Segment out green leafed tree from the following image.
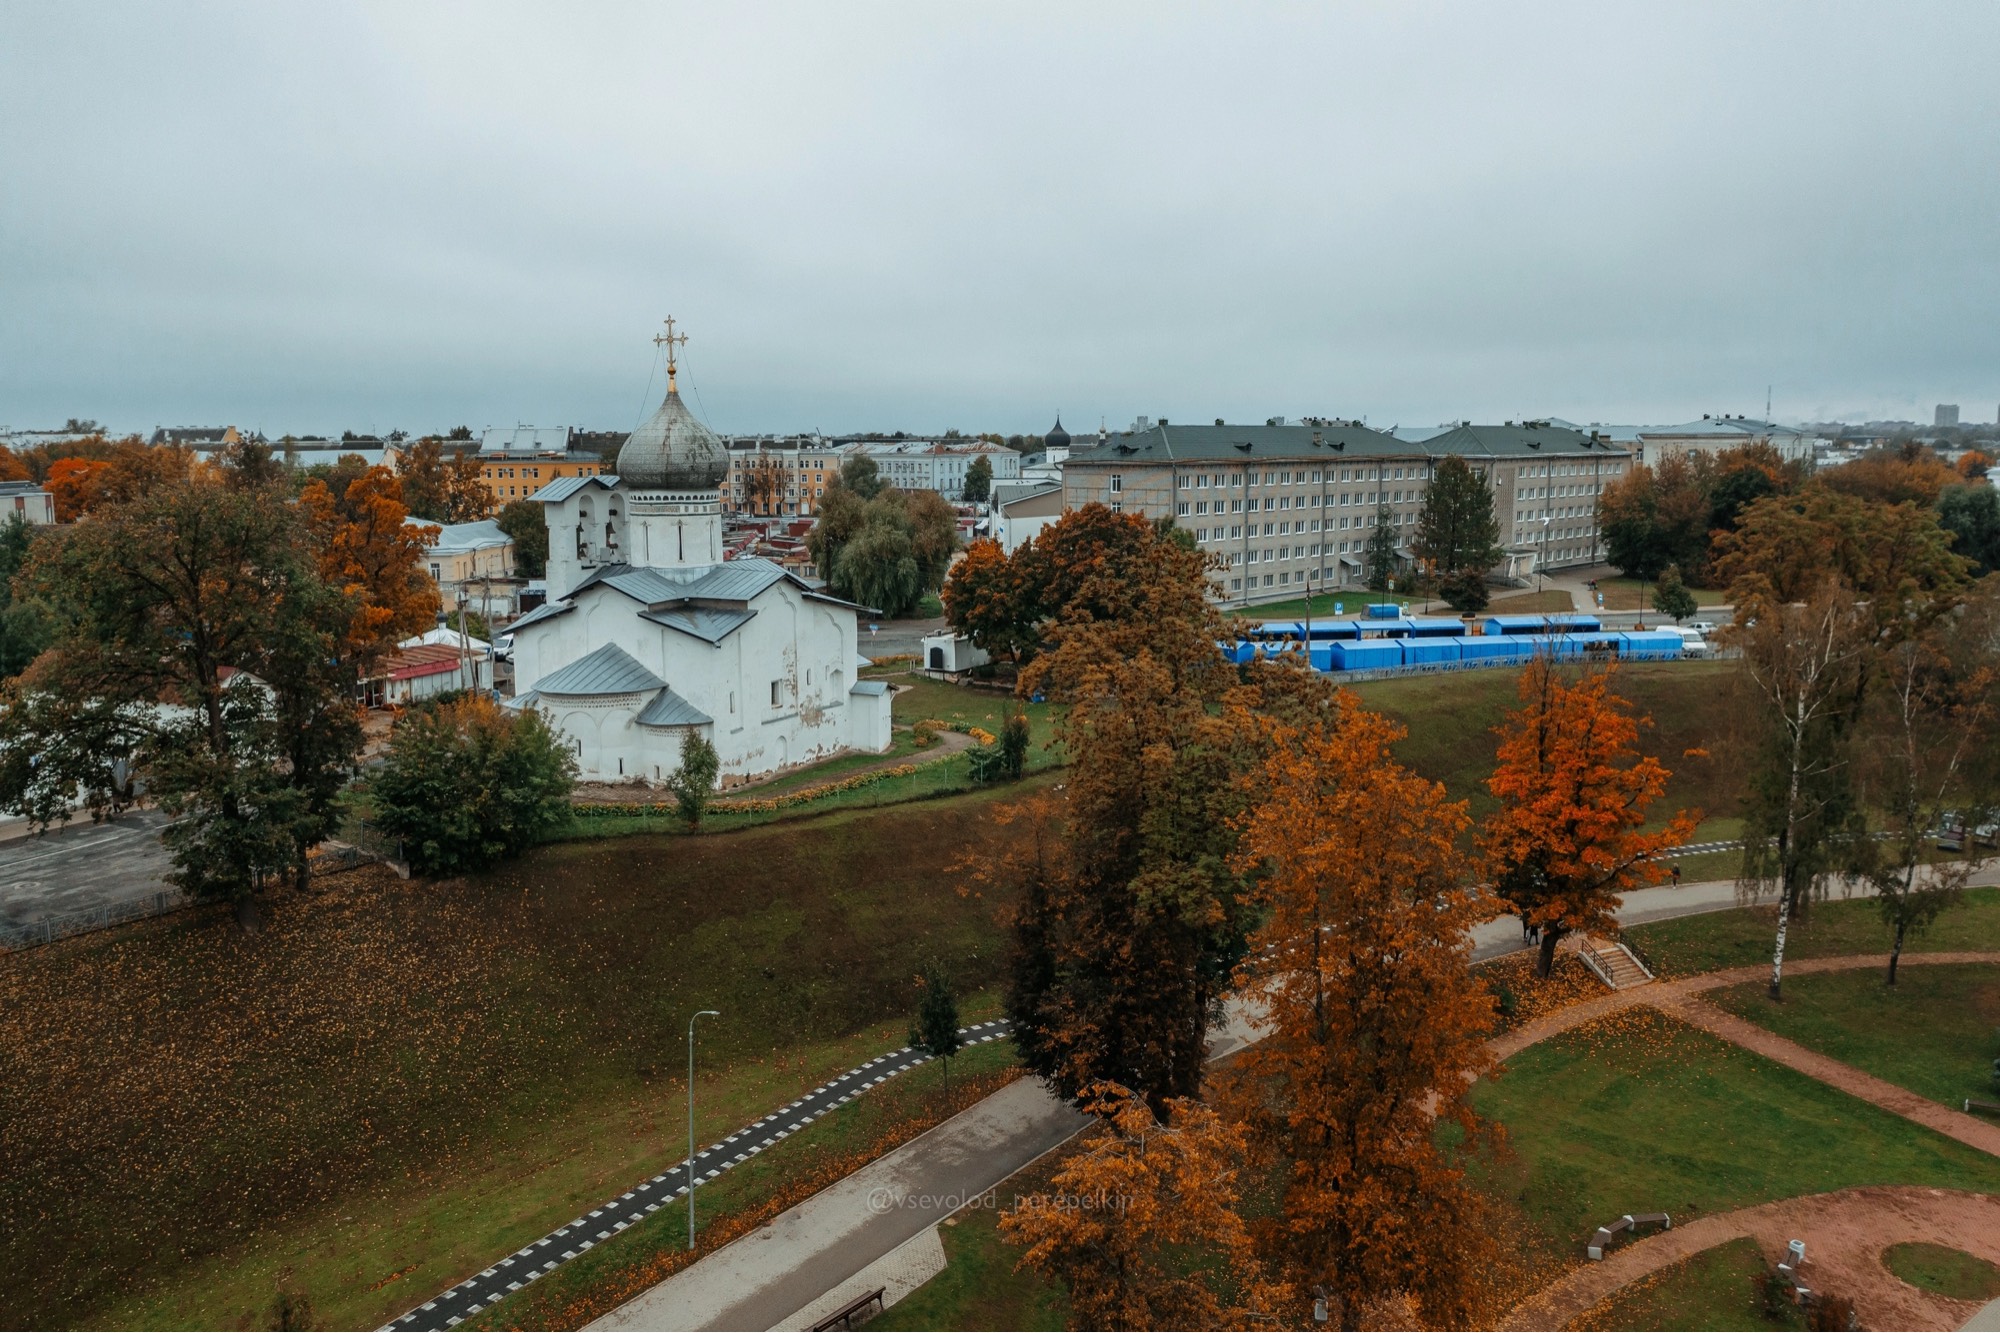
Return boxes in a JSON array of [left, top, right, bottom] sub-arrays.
[[1365, 506, 1399, 592], [668, 731, 720, 831], [1412, 456, 1502, 612], [3, 472, 363, 917], [1939, 483, 2000, 577], [0, 513, 52, 678], [1652, 563, 1698, 622], [840, 453, 884, 500], [496, 500, 550, 579], [908, 958, 964, 1093], [370, 694, 578, 876], [961, 454, 993, 503]]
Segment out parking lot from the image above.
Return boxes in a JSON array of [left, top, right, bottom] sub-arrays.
[[0, 810, 174, 929]]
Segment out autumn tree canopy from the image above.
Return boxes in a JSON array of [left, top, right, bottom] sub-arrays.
[[299, 464, 441, 666], [397, 438, 490, 523], [1000, 1084, 1281, 1332], [1227, 696, 1501, 1329], [1480, 659, 1698, 976], [1003, 509, 1261, 1114], [943, 503, 1211, 663]]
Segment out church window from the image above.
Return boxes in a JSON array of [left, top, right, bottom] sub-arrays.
[[771, 680, 783, 707]]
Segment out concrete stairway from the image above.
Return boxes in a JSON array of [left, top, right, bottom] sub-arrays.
[[1574, 936, 1655, 990]]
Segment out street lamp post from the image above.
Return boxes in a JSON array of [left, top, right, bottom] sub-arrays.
[[687, 1009, 720, 1250], [1538, 517, 1551, 596]]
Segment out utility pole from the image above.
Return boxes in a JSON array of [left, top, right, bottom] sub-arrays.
[[687, 1009, 721, 1250]]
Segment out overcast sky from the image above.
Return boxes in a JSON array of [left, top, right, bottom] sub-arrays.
[[3, 3, 1998, 438]]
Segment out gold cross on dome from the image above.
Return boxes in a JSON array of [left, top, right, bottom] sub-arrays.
[[654, 316, 689, 388]]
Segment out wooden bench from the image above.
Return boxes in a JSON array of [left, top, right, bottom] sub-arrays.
[[1588, 1212, 1672, 1260], [811, 1287, 887, 1331], [1965, 1098, 2000, 1118]]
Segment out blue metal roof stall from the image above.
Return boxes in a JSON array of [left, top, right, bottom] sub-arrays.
[[1403, 616, 1467, 638], [1328, 639, 1402, 671], [1400, 637, 1462, 665]]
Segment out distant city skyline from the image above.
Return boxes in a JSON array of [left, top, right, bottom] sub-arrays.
[[4, 4, 1997, 438]]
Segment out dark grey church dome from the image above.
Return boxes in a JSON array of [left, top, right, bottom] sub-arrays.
[[615, 388, 728, 491]]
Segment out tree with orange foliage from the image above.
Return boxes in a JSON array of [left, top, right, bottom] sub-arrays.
[[1819, 445, 1961, 508], [0, 447, 29, 483], [398, 437, 491, 522], [1481, 658, 1699, 977], [1957, 449, 1994, 481], [941, 536, 1036, 662], [1000, 1083, 1284, 1331], [299, 466, 441, 666], [45, 457, 109, 522], [1228, 696, 1499, 1330]]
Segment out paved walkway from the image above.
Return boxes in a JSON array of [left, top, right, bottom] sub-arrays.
[[1501, 1186, 2000, 1332], [592, 1001, 1271, 1331], [388, 869, 1995, 1330]]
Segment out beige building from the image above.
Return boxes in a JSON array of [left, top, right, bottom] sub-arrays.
[[407, 517, 519, 617], [722, 437, 852, 519], [1063, 419, 1632, 607]]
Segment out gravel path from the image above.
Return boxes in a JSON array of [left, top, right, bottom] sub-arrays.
[[1502, 1186, 2000, 1331]]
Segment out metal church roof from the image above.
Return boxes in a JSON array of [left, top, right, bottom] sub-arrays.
[[635, 688, 713, 727], [533, 642, 665, 696], [529, 474, 621, 504]]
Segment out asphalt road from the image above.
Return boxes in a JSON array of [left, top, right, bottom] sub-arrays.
[[0, 809, 172, 928]]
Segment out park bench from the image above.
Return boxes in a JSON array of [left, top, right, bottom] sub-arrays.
[[811, 1286, 886, 1331], [1966, 1099, 2000, 1118], [1587, 1212, 1672, 1260]]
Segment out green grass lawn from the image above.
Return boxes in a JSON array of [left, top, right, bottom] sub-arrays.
[[1594, 578, 1731, 612], [872, 1205, 1069, 1332], [1348, 658, 1743, 829], [1574, 1236, 1793, 1332], [1225, 590, 1417, 620], [0, 782, 1040, 1331], [1623, 886, 2000, 979], [1487, 590, 1578, 613], [1707, 963, 2000, 1110], [1882, 1242, 2000, 1302], [460, 1040, 1024, 1331], [1467, 1008, 2000, 1263]]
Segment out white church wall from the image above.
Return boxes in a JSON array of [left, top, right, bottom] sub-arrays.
[[511, 573, 883, 788]]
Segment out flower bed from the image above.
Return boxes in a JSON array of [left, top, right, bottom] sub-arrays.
[[568, 752, 965, 821]]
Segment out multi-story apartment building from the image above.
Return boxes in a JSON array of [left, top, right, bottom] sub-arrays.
[[849, 440, 1021, 497], [721, 436, 852, 519], [1063, 419, 1632, 607], [474, 427, 608, 507]]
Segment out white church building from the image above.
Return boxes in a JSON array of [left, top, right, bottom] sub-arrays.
[[505, 328, 892, 785]]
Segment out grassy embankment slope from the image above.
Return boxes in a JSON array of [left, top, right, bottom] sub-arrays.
[[0, 661, 1749, 1329], [0, 776, 1043, 1331]]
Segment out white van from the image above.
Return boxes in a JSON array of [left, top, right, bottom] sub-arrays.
[[1668, 626, 1710, 658]]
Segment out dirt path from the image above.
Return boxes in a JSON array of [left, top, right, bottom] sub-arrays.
[[1492, 951, 2000, 1330], [1501, 1186, 2000, 1331], [1491, 950, 2000, 1063], [1661, 994, 2000, 1158]]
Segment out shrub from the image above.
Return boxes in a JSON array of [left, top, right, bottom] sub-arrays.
[[369, 695, 577, 875], [668, 732, 720, 830], [1000, 711, 1030, 779]]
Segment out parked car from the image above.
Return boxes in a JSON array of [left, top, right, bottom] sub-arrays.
[[1686, 620, 1719, 636]]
